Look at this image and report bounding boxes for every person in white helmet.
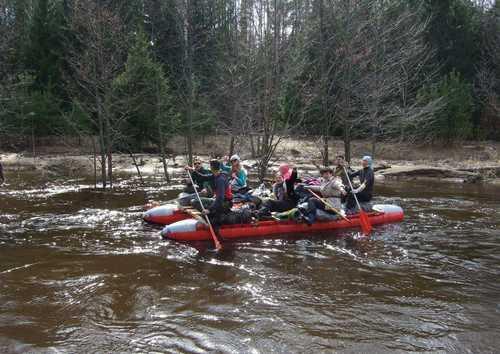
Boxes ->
[222,154,248,194]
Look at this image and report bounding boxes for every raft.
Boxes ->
[143,204,189,225]
[160,204,404,242]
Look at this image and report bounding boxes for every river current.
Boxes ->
[1,172,499,352]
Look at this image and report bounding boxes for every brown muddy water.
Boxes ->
[1,172,500,353]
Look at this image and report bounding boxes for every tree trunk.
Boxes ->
[92,136,97,189]
[343,123,351,163]
[105,109,113,189]
[97,102,107,190]
[129,151,144,184]
[186,97,193,165]
[161,155,170,182]
[107,150,112,189]
[371,135,376,160]
[228,136,235,157]
[100,151,106,190]
[156,73,170,183]
[158,130,170,182]
[258,157,268,183]
[319,0,329,168]
[250,134,256,157]
[185,0,194,166]
[322,135,329,166]
[31,118,36,165]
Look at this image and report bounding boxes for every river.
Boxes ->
[1,172,500,352]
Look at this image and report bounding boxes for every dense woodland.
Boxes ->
[0,0,499,186]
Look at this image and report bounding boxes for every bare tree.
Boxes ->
[475,4,500,136]
[243,0,313,181]
[312,0,440,161]
[65,0,127,189]
[357,2,441,156]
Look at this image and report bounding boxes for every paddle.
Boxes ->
[180,206,206,223]
[187,171,223,251]
[343,166,372,236]
[307,189,350,222]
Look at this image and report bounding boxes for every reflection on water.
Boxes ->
[1,172,500,352]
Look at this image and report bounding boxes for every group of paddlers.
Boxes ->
[182,154,375,228]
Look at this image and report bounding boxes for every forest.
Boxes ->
[0,0,499,186]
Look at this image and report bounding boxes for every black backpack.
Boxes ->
[220,209,253,225]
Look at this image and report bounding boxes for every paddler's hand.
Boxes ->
[185,165,194,171]
[202,209,210,215]
[352,183,365,194]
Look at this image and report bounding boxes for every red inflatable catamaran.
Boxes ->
[143,204,404,242]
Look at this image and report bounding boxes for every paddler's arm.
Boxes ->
[190,169,214,182]
[352,182,366,194]
[352,170,370,193]
[221,164,231,174]
[233,169,247,187]
[304,184,321,192]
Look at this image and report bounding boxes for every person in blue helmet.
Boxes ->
[346,155,375,211]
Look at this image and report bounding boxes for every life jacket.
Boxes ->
[225,183,233,200]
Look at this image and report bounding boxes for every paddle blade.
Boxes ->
[359,210,372,236]
[207,223,223,251]
[214,236,223,251]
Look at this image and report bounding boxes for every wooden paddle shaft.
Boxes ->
[308,189,349,222]
[187,171,222,250]
[343,166,363,211]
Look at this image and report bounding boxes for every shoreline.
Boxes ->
[2,151,500,186]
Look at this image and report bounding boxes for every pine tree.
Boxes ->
[112,29,177,151]
[418,70,473,142]
[418,0,481,80]
[24,0,67,94]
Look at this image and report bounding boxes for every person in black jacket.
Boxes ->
[186,159,233,225]
[256,164,300,218]
[346,156,374,211]
[183,158,213,195]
